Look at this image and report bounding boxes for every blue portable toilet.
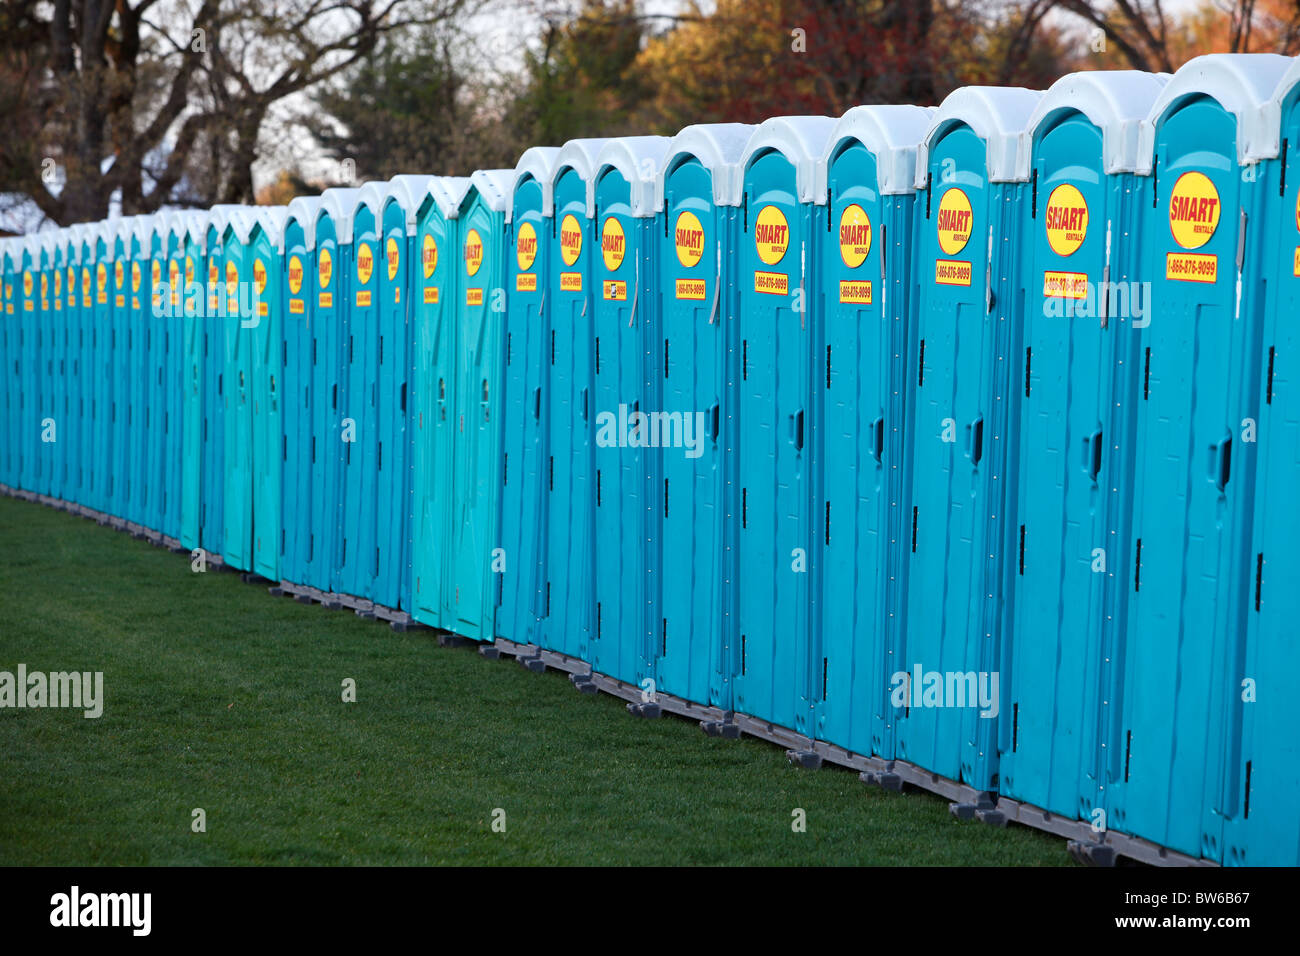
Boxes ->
[124,217,153,526]
[225,206,287,580]
[537,137,611,663]
[586,136,670,684]
[170,210,209,550]
[88,223,114,514]
[109,217,140,518]
[1227,55,1300,867]
[279,196,322,589]
[731,116,837,737]
[1000,71,1168,826]
[442,170,513,640]
[16,235,37,495]
[0,238,14,489]
[1120,54,1291,863]
[648,124,752,710]
[902,87,1042,793]
[409,176,469,628]
[219,208,258,569]
[74,225,99,509]
[499,148,559,648]
[61,226,88,507]
[334,187,384,600]
[810,105,934,763]
[142,215,168,533]
[367,175,432,614]
[37,229,63,500]
[310,188,360,596]
[200,205,243,553]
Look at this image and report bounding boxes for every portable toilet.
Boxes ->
[333,187,384,600]
[537,137,610,663]
[280,196,323,590]
[903,86,1042,794]
[199,206,242,552]
[730,116,837,738]
[89,222,114,514]
[142,214,168,533]
[409,176,469,629]
[61,226,87,507]
[108,217,141,518]
[1228,55,1300,867]
[367,175,432,614]
[15,235,36,494]
[1121,53,1292,863]
[447,168,514,642]
[996,71,1169,830]
[498,148,558,649]
[38,229,63,500]
[225,206,287,580]
[0,237,13,488]
[170,210,208,550]
[586,136,670,684]
[810,104,934,763]
[311,188,360,597]
[73,225,98,509]
[125,217,153,525]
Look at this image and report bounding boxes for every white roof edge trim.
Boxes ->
[654,123,757,211]
[915,87,1045,187]
[508,147,562,223]
[734,116,839,205]
[815,105,937,198]
[593,137,672,219]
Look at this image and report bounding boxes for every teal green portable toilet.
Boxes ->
[732,116,837,738]
[499,148,559,648]
[588,137,669,683]
[16,235,36,494]
[123,217,151,526]
[539,137,610,663]
[220,210,256,569]
[143,215,168,533]
[227,206,288,580]
[1001,71,1168,830]
[61,226,87,507]
[109,217,138,518]
[0,238,13,489]
[448,168,514,641]
[170,210,208,550]
[903,87,1042,795]
[409,176,469,628]
[74,226,98,509]
[201,206,243,554]
[152,215,182,541]
[38,230,63,500]
[1121,54,1291,863]
[311,188,361,597]
[1228,55,1300,867]
[811,105,934,763]
[336,186,384,600]
[280,196,323,590]
[88,223,113,514]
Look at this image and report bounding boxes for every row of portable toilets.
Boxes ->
[3,54,1299,867]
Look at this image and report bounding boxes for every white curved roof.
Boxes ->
[507,147,560,222]
[64,224,87,264]
[594,136,672,218]
[284,196,323,251]
[315,187,363,245]
[346,184,386,242]
[1137,53,1294,172]
[551,138,613,218]
[735,116,838,205]
[108,216,138,251]
[654,123,755,211]
[1019,71,1169,177]
[816,105,936,197]
[163,210,209,249]
[915,86,1044,186]
[423,176,470,222]
[204,204,244,246]
[465,169,514,214]
[380,175,435,234]
[88,220,115,259]
[1266,56,1300,146]
[227,206,288,252]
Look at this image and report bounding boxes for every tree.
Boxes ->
[0,0,476,226]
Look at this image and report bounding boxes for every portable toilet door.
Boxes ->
[1119,54,1290,863]
[201,206,241,554]
[90,225,113,513]
[997,72,1167,827]
[336,187,383,600]
[74,229,96,509]
[731,116,836,737]
[110,218,139,517]
[370,175,431,614]
[16,236,36,494]
[1226,56,1300,867]
[585,137,669,684]
[0,238,12,489]
[409,176,469,629]
[499,149,558,647]
[145,216,168,532]
[312,188,360,596]
[811,105,933,763]
[234,207,288,583]
[37,231,57,498]
[162,214,198,542]
[448,169,514,642]
[126,218,151,525]
[279,197,322,589]
[175,212,208,551]
[903,87,1042,793]
[538,137,609,662]
[647,125,751,709]
[62,227,84,507]
[220,211,257,570]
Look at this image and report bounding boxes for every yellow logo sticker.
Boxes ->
[675,278,706,300]
[114,261,124,289]
[1044,184,1088,257]
[754,205,789,266]
[82,268,90,298]
[226,260,239,297]
[516,273,537,292]
[464,228,483,277]
[151,260,162,287]
[356,242,374,285]
[675,211,704,268]
[601,217,625,272]
[288,255,304,296]
[466,288,484,306]
[54,270,62,295]
[560,214,583,267]
[185,256,195,286]
[1166,252,1217,283]
[1043,271,1089,299]
[131,261,141,293]
[754,270,788,295]
[96,264,107,293]
[319,247,333,288]
[209,261,218,286]
[560,272,582,292]
[602,280,626,301]
[517,222,538,272]
[22,271,32,298]
[254,258,267,296]
[839,280,872,304]
[1168,171,1220,250]
[839,204,872,268]
[935,259,972,286]
[422,234,438,279]
[937,188,973,256]
[169,260,180,288]
[386,237,400,281]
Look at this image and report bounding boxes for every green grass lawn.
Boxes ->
[0,494,1071,865]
